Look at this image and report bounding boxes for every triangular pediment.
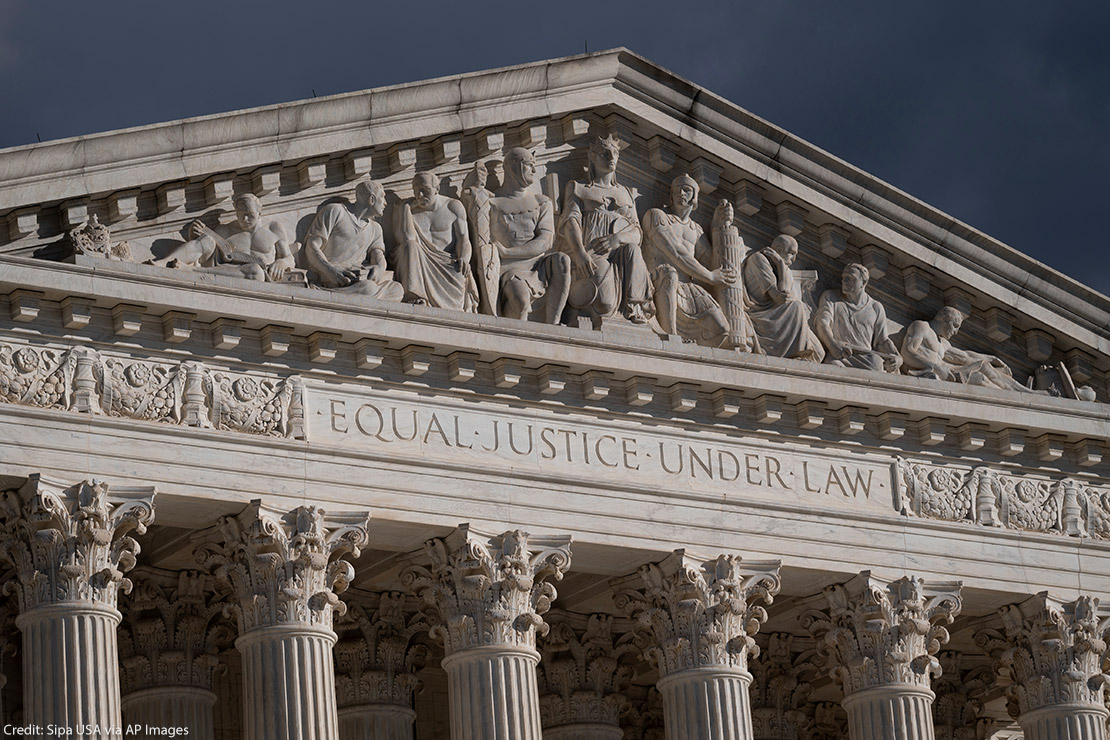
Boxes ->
[0,49,1106,479]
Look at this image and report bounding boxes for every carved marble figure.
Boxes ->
[742,234,825,361]
[559,135,652,328]
[474,148,570,323]
[393,172,478,311]
[303,180,402,301]
[641,174,736,347]
[900,307,1038,393]
[148,193,294,281]
[814,263,901,372]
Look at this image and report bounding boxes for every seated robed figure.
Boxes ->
[742,234,824,362]
[814,263,901,372]
[558,135,653,328]
[641,174,737,347]
[393,172,478,311]
[303,179,402,300]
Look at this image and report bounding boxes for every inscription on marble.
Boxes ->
[314,394,893,510]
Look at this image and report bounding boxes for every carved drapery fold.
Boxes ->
[749,633,818,740]
[975,593,1110,739]
[537,612,638,734]
[402,525,572,740]
[0,341,306,439]
[612,550,782,740]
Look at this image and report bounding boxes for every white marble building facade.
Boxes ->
[0,50,1107,740]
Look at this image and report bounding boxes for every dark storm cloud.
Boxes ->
[0,0,1106,296]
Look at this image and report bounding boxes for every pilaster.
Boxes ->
[195,500,371,740]
[334,591,430,740]
[0,475,156,737]
[800,571,962,740]
[537,612,638,740]
[118,570,234,740]
[402,525,572,740]
[611,550,782,740]
[975,593,1110,740]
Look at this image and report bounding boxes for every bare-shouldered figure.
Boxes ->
[393,172,477,311]
[149,193,293,282]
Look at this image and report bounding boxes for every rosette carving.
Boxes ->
[537,612,639,729]
[117,569,235,694]
[401,525,572,654]
[0,343,78,410]
[975,593,1110,719]
[749,633,818,740]
[932,651,998,740]
[194,500,370,633]
[610,550,781,677]
[0,475,156,612]
[800,571,961,695]
[334,591,431,708]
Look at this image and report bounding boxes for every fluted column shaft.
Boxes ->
[843,685,936,740]
[122,687,217,740]
[18,603,123,737]
[237,625,339,740]
[441,646,542,740]
[1018,705,1108,740]
[338,704,416,740]
[658,666,754,740]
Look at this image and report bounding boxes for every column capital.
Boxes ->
[975,592,1110,719]
[401,524,572,655]
[611,549,782,677]
[538,612,639,730]
[0,475,156,613]
[800,571,962,695]
[194,500,370,633]
[334,591,431,708]
[804,701,848,740]
[118,569,235,695]
[932,651,999,740]
[749,633,817,740]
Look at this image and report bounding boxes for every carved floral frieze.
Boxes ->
[896,458,1110,540]
[0,341,305,439]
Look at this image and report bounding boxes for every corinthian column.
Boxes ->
[334,591,430,740]
[537,612,639,740]
[801,571,962,740]
[931,652,997,740]
[118,570,235,740]
[611,550,783,740]
[748,634,815,740]
[0,475,156,738]
[976,593,1110,740]
[402,525,572,740]
[195,500,371,740]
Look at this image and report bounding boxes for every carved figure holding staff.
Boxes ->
[148,193,294,281]
[464,148,570,322]
[559,135,652,328]
[641,174,746,348]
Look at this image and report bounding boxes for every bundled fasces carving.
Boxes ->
[896,458,1110,539]
[0,342,305,439]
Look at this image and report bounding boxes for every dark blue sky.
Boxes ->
[1,0,1106,296]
